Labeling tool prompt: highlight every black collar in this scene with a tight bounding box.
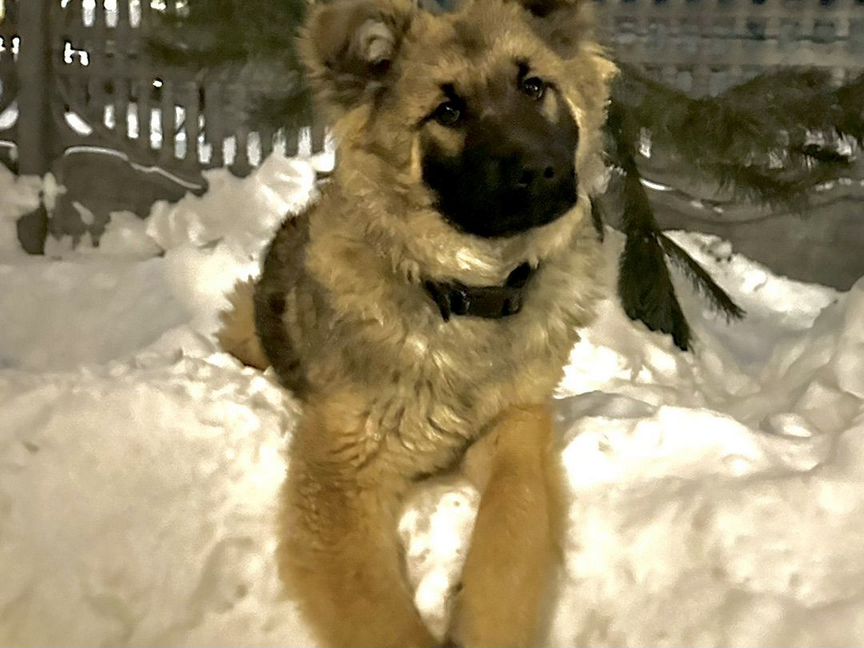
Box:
[423,262,536,321]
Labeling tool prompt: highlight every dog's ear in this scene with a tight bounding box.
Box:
[298,0,415,117]
[508,0,597,58]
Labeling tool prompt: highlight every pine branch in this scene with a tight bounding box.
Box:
[604,64,862,351]
[606,70,758,350]
[612,64,863,210]
[723,69,864,147]
[705,157,849,211]
[658,233,744,321]
[607,98,696,350]
[619,228,691,350]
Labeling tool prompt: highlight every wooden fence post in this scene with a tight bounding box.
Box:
[17,0,52,176]
[15,0,52,253]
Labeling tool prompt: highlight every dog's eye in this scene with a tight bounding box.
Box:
[521,76,546,100]
[432,101,462,127]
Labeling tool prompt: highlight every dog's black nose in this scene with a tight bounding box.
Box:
[507,155,566,197]
[513,161,559,191]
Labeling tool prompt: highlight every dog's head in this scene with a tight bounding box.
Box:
[299,0,615,279]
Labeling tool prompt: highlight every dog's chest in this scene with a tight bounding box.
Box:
[343,280,583,470]
[294,224,602,474]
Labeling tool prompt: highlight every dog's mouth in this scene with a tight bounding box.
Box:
[493,175,579,237]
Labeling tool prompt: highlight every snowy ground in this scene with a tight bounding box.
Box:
[1,155,863,646]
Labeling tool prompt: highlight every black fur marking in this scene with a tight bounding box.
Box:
[254,213,312,394]
[268,294,286,316]
[590,198,605,241]
[421,81,579,238]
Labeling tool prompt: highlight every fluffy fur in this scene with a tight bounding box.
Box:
[218,0,615,644]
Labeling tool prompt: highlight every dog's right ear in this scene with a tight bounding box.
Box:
[505,0,597,59]
[298,0,415,118]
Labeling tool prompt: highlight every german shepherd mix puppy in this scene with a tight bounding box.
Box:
[218,0,615,644]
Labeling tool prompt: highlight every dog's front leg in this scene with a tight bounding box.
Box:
[277,409,437,648]
[450,404,566,647]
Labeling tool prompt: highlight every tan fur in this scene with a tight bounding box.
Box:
[216,0,615,645]
[277,395,439,648]
[455,404,566,647]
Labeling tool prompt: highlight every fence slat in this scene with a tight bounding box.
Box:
[230,85,252,175]
[260,126,274,162]
[183,81,200,166]
[203,81,224,168]
[118,0,131,29]
[311,122,327,155]
[233,124,252,176]
[17,0,52,174]
[114,76,130,138]
[86,67,107,126]
[136,77,152,149]
[283,127,300,158]
[138,0,150,29]
[159,80,176,163]
[93,0,106,33]
[116,0,131,49]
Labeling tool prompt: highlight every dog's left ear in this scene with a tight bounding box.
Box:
[298,0,415,118]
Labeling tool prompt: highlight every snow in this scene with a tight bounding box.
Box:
[1,150,864,646]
